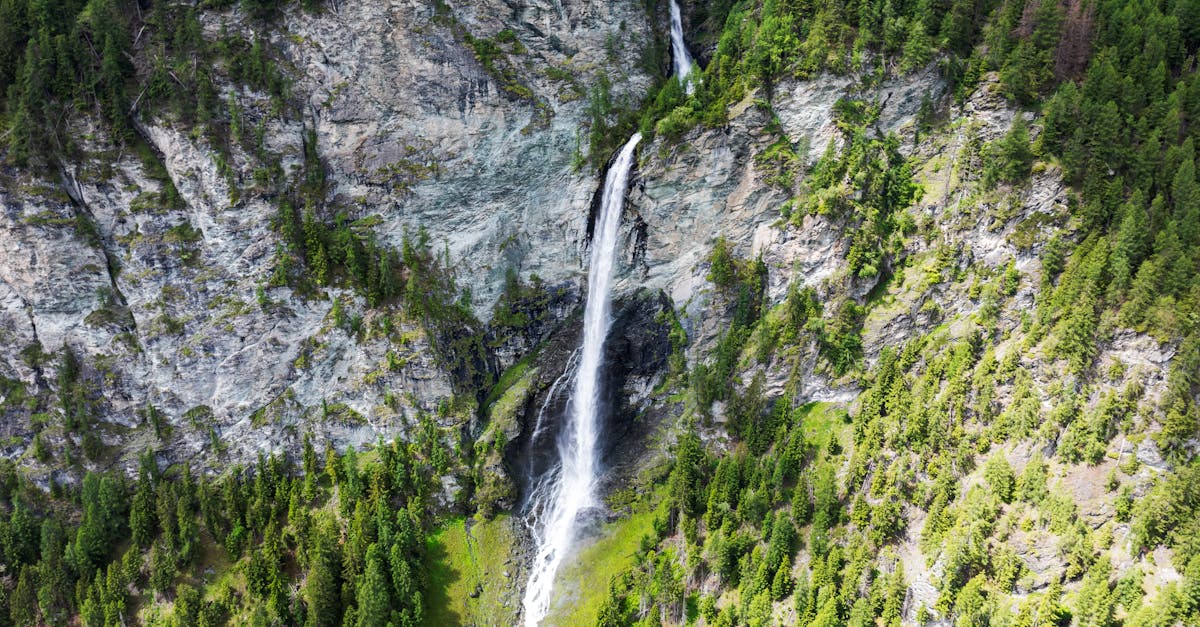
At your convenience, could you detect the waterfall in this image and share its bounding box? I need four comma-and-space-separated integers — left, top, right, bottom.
669, 0, 696, 94
529, 349, 580, 443
520, 6, 698, 624
522, 133, 642, 626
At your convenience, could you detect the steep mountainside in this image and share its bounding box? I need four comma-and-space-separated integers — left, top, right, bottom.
0, 0, 1198, 626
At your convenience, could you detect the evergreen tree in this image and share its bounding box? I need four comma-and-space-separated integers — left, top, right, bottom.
99, 32, 129, 131
10, 565, 36, 626
983, 454, 1016, 502
7, 37, 48, 163
668, 427, 705, 520
130, 471, 157, 548
354, 544, 391, 627
1173, 158, 1200, 248
0, 0, 27, 95
305, 517, 342, 627
900, 21, 933, 72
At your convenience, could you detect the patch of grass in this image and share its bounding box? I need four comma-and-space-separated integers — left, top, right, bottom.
22, 210, 75, 227
463, 31, 535, 101
795, 401, 851, 451
488, 366, 536, 428
482, 357, 532, 412
547, 487, 668, 625
424, 515, 519, 626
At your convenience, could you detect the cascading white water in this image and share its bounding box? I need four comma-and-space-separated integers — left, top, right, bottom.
669, 0, 696, 93
521, 133, 642, 626
529, 349, 580, 442
521, 7, 698, 624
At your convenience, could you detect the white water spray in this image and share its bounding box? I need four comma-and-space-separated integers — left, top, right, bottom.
529, 349, 580, 442
522, 133, 642, 626
521, 6, 698, 624
669, 0, 696, 93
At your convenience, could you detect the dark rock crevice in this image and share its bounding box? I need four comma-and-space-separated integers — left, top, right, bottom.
57, 167, 138, 341
503, 288, 673, 512
586, 144, 642, 245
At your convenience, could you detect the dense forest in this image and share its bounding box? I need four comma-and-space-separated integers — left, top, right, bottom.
0, 0, 1199, 625
0, 436, 447, 625
595, 0, 1200, 624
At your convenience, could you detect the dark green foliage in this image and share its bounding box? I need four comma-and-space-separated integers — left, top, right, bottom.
820, 300, 865, 377
983, 454, 1015, 502
798, 100, 924, 286
242, 0, 283, 22
707, 236, 738, 288
694, 239, 768, 410
668, 427, 708, 522
983, 115, 1034, 188
489, 268, 553, 350
1132, 459, 1200, 567
0, 439, 438, 624
994, 0, 1062, 104
273, 180, 494, 396
354, 543, 391, 626
462, 29, 535, 103
305, 516, 342, 627
0, 0, 133, 163
0, 0, 299, 175
782, 284, 821, 342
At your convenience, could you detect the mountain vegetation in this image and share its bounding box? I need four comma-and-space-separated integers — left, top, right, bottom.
0, 0, 1198, 625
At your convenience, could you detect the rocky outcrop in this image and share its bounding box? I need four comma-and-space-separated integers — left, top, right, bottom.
503, 288, 672, 505
0, 0, 664, 478
285, 0, 658, 313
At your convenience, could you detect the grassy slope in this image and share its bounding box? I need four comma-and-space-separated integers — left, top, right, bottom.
544, 486, 670, 625
795, 401, 851, 452
425, 515, 521, 626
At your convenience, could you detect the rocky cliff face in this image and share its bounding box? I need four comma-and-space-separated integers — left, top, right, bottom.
0, 0, 666, 477
1, 0, 1166, 486
0, 2, 1186, 620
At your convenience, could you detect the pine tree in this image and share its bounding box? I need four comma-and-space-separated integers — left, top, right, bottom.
355, 544, 392, 627
668, 427, 705, 520
149, 540, 176, 597
1000, 40, 1048, 104
770, 560, 794, 601
1173, 159, 1200, 248
983, 454, 1016, 502
303, 432, 318, 499
324, 440, 340, 486
7, 37, 48, 163
1074, 558, 1116, 627
985, 115, 1034, 186
765, 511, 796, 572
1121, 255, 1162, 327
10, 565, 36, 626
389, 543, 416, 601
1002, 115, 1033, 179
1159, 399, 1199, 457
939, 0, 979, 55
99, 32, 129, 134
1109, 193, 1151, 298
0, 0, 25, 95
900, 21, 932, 72
5, 501, 36, 566
304, 517, 342, 627
1157, 222, 1191, 297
